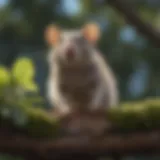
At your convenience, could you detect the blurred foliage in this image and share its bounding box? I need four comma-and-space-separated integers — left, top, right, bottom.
0, 0, 159, 101
12, 57, 37, 91
0, 57, 41, 107
0, 57, 59, 138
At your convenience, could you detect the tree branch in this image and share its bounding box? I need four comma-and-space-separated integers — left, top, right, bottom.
106, 0, 160, 47
0, 127, 160, 160
0, 100, 160, 159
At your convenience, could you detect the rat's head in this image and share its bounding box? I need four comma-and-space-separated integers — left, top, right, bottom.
44, 22, 101, 65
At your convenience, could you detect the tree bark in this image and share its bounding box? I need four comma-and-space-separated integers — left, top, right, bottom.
107, 0, 160, 47
0, 128, 160, 160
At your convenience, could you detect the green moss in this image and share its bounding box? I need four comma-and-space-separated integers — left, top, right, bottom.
1, 98, 160, 137
107, 98, 160, 131
0, 105, 60, 138
144, 99, 160, 128
24, 107, 59, 138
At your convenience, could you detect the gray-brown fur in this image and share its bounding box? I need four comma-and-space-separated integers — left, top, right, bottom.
46, 29, 119, 116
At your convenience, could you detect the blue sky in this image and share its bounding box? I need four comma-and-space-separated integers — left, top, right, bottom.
62, 0, 80, 16
0, 0, 9, 8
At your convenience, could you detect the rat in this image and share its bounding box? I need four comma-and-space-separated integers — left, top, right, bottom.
45, 22, 119, 119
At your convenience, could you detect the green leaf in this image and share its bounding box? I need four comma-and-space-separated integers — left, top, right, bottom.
0, 66, 11, 88
12, 57, 35, 83
11, 57, 38, 92
21, 96, 44, 107
19, 80, 38, 92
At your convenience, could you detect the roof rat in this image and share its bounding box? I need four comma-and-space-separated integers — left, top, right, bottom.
45, 23, 119, 118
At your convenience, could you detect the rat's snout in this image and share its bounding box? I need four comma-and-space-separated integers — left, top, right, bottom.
65, 45, 76, 60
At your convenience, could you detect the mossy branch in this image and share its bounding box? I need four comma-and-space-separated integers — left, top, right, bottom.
1, 99, 160, 137
0, 128, 160, 160
0, 98, 160, 159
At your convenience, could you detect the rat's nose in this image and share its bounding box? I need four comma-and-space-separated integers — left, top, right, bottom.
66, 45, 75, 60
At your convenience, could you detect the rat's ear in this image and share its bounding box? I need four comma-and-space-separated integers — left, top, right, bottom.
44, 24, 61, 46
82, 22, 101, 44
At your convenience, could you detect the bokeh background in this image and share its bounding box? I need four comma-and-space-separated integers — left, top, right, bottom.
0, 0, 159, 103
0, 0, 159, 159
